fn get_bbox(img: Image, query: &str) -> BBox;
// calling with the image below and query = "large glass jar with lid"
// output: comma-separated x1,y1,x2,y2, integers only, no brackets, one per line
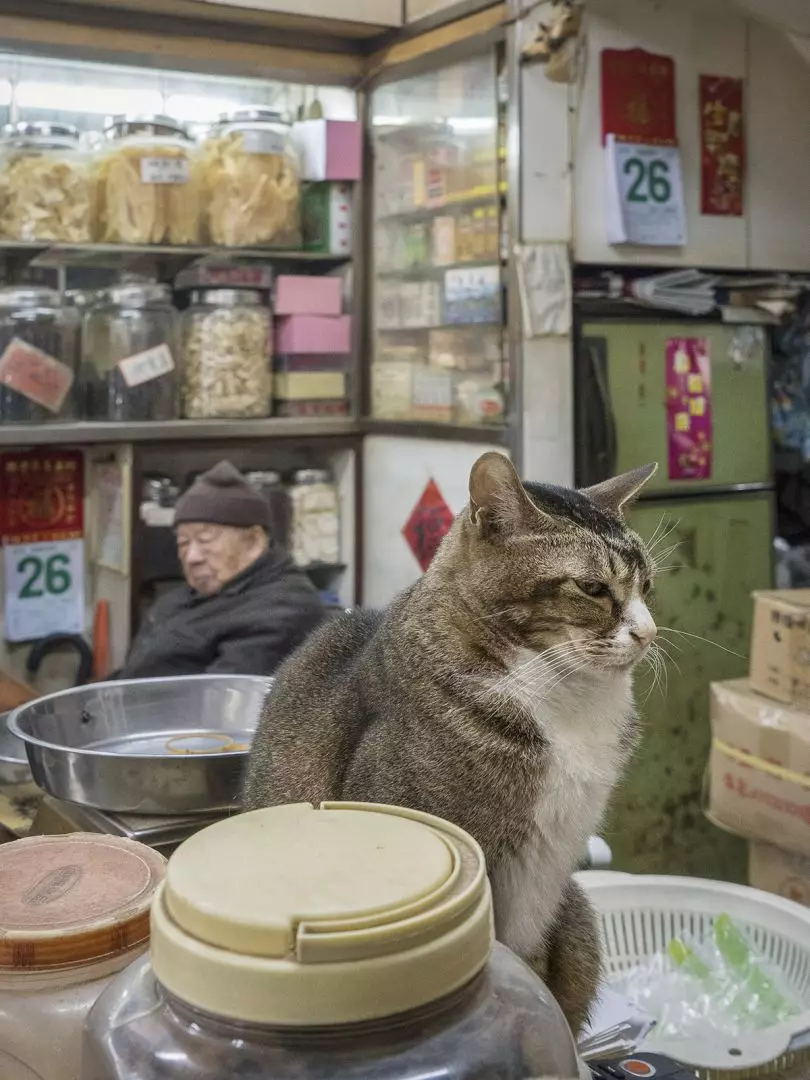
0,122,93,243
96,115,201,246
181,288,271,419
0,286,79,423
289,468,340,567
82,283,179,422
84,803,581,1080
201,108,300,248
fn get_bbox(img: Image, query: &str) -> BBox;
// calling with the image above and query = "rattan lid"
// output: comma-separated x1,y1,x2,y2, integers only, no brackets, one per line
0,833,166,970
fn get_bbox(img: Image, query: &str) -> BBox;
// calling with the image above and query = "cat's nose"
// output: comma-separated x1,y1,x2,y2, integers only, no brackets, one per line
630,620,657,647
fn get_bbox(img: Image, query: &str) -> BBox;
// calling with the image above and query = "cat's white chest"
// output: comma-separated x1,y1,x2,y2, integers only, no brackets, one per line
489,649,634,957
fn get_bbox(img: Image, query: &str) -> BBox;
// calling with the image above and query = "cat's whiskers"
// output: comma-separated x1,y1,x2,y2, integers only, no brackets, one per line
658,626,746,661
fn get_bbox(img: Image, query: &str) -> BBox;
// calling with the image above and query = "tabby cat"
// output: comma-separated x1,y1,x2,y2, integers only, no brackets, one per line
244,452,658,1034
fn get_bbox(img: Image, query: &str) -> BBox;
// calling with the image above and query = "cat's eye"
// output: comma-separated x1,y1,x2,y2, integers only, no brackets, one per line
576,580,610,599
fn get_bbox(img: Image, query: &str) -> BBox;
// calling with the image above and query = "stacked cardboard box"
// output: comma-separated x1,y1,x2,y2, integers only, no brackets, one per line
708,590,810,905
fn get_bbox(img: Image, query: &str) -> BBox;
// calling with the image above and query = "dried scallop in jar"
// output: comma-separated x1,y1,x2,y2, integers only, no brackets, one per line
201,110,300,248
0,123,92,243
96,116,202,246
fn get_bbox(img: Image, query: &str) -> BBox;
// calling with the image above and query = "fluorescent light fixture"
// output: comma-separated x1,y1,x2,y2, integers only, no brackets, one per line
16,82,163,115
165,94,245,123
448,117,496,133
372,115,412,126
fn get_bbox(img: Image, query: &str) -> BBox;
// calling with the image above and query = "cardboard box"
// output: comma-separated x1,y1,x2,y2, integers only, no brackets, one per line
708,679,810,857
750,589,810,707
274,275,342,316
275,315,351,354
302,182,353,255
292,120,362,181
749,841,810,906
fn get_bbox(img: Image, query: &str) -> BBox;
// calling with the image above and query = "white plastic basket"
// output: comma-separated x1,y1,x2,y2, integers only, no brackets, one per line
577,873,810,1079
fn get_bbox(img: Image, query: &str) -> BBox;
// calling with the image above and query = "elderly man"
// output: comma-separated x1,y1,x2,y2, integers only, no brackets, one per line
119,461,324,679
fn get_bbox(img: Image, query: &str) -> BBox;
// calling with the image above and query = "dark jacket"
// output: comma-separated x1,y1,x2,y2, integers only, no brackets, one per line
120,548,325,680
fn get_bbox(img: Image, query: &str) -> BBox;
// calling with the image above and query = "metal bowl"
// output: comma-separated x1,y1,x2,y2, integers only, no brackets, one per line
0,711,33,786
8,675,271,815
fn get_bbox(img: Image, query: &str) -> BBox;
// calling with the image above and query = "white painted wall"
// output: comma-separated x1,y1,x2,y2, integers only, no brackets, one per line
362,436,506,606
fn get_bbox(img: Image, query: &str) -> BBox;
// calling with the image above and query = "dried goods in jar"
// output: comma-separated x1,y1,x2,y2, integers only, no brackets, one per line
0,287,79,423
0,122,92,243
96,116,201,246
182,289,271,418
201,110,300,248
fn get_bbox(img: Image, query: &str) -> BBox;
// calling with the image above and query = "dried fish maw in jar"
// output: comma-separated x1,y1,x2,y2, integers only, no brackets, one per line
96,115,201,246
0,122,92,243
202,108,301,249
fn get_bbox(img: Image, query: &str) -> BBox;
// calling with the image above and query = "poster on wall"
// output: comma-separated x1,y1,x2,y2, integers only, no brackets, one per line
666,338,713,481
0,449,85,642
700,74,744,216
601,48,685,247
402,479,454,572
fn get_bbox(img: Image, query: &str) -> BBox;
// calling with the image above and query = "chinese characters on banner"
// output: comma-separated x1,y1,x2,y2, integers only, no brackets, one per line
0,450,86,642
666,339,713,481
601,48,677,146
402,479,454,573
700,75,744,216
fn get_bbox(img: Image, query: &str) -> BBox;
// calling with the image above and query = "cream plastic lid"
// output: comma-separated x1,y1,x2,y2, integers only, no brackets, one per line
151,802,494,1026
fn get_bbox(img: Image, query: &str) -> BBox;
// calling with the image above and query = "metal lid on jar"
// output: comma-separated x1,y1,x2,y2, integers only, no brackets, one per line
151,802,493,1026
190,288,266,307
107,283,173,308
0,834,166,971
245,470,282,487
105,114,190,140
0,286,61,309
217,107,287,127
293,468,331,484
2,121,80,147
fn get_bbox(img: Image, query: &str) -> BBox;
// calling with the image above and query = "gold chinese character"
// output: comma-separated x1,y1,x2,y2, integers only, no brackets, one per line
687,374,704,394
689,396,706,417
674,412,690,432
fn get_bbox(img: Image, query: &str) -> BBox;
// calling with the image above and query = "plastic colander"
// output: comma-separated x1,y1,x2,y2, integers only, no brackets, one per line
577,873,810,1079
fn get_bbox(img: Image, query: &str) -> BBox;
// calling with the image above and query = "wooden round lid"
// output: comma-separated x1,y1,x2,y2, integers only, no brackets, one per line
0,833,166,970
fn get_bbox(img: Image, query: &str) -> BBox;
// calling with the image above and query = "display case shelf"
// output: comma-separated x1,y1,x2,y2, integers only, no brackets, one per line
377,259,502,279
375,190,503,225
0,417,360,447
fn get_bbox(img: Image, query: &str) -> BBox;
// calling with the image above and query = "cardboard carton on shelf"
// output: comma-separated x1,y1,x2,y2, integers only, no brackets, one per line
707,679,810,858
749,841,810,907
749,589,810,707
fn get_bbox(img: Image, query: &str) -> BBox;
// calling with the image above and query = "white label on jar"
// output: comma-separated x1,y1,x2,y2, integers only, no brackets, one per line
118,343,176,388
0,337,74,413
140,156,190,184
241,129,286,156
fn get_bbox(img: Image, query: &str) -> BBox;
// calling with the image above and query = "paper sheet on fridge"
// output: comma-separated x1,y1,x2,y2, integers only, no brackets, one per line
515,242,572,338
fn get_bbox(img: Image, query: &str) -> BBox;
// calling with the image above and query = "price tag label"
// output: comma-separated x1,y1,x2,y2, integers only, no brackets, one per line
241,129,286,155
118,343,175,388
0,337,75,413
140,156,190,184
605,136,687,246
4,538,85,642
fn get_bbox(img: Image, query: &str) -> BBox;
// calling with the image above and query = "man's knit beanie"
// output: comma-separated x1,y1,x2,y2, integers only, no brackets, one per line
173,461,271,529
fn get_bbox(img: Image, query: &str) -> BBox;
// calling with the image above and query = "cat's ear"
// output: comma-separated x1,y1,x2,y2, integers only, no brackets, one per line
581,463,658,515
469,453,546,539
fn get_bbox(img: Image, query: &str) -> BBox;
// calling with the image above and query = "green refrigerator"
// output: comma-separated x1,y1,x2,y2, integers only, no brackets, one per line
577,320,774,881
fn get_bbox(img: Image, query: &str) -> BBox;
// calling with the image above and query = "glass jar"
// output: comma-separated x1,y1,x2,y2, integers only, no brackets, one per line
0,833,165,1080
201,108,300,248
84,803,580,1080
96,115,201,246
181,288,271,419
0,286,79,423
82,283,179,421
245,469,291,547
289,467,340,567
0,122,93,243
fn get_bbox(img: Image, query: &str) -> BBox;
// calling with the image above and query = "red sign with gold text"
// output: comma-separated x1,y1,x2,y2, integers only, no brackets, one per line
402,479,454,573
700,74,744,216
601,48,677,146
0,450,84,543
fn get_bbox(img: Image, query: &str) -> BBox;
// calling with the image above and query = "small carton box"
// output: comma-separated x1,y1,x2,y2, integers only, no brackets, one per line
302,182,353,255
273,372,346,401
750,590,810,707
749,841,810,906
708,679,810,857
292,120,362,181
274,275,342,317
275,314,351,355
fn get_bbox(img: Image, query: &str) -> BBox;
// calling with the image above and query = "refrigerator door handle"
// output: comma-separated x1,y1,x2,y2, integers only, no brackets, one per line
588,342,618,478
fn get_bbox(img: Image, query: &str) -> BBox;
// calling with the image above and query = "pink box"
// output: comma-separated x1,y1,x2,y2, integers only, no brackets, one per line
274,275,342,316
292,120,362,181
275,315,352,355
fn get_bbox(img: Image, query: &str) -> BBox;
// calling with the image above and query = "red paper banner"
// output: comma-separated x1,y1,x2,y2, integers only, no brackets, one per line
666,338,712,481
601,48,677,146
402,479,454,572
0,449,84,543
700,74,744,216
